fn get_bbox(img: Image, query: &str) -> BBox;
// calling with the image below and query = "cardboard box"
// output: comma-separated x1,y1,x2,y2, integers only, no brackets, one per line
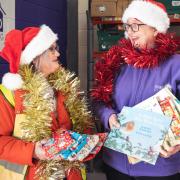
116,0,123,17
91,0,117,17
117,0,132,17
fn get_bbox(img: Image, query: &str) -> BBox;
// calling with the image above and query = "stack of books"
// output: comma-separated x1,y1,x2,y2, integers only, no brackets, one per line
104,87,180,165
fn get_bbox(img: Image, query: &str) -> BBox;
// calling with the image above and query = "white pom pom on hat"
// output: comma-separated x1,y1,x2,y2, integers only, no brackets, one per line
0,24,58,90
122,0,170,33
2,73,23,90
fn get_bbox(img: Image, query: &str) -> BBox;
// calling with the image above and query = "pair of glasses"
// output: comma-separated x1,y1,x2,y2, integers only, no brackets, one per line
48,45,60,54
123,23,145,32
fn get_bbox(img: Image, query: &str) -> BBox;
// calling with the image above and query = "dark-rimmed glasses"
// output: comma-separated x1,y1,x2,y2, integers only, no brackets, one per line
123,23,145,32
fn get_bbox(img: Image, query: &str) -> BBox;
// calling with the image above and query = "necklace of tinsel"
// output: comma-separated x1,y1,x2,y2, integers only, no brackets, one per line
91,33,179,106
19,64,93,180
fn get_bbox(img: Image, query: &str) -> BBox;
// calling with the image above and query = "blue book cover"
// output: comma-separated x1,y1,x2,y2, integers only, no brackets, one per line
104,106,172,165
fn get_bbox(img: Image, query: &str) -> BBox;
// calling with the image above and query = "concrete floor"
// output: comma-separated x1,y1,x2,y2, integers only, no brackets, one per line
87,173,107,180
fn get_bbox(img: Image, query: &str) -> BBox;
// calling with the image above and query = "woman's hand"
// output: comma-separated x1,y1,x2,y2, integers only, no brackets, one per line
160,144,180,158
109,114,120,129
33,139,49,160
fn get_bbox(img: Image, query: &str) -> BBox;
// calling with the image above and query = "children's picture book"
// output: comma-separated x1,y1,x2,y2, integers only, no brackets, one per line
104,106,171,165
155,88,180,144
127,95,164,164
134,95,164,114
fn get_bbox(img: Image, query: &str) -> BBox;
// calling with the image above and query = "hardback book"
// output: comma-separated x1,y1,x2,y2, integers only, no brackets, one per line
104,106,171,165
155,87,180,144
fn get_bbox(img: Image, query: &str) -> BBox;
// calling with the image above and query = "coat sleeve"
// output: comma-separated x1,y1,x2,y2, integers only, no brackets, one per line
93,101,117,131
0,93,35,166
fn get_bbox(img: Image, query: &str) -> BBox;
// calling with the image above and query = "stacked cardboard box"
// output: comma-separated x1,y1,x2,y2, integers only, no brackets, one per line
116,0,131,17
91,0,132,17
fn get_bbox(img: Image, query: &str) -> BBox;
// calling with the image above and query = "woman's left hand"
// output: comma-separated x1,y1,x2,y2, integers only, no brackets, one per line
160,144,180,158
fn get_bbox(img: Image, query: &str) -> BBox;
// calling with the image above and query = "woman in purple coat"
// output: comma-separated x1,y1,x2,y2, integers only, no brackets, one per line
92,0,180,180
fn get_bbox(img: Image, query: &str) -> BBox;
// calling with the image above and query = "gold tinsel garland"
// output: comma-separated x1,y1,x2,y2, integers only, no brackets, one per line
48,65,93,133
19,65,94,179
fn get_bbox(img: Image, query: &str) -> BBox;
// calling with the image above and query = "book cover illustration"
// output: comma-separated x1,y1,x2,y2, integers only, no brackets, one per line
104,106,171,165
155,88,180,143
135,95,164,114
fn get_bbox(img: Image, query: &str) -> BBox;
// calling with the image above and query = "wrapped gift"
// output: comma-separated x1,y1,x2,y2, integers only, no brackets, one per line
42,128,107,162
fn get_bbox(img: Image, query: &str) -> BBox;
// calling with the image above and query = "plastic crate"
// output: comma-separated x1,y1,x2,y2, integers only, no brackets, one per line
157,0,180,14
97,30,124,51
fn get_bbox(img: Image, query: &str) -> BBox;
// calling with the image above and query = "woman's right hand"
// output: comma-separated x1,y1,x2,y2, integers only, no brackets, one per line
108,114,120,130
33,139,49,160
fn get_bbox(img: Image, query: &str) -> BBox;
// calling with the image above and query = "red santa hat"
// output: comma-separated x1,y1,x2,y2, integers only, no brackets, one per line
122,0,170,33
0,24,58,90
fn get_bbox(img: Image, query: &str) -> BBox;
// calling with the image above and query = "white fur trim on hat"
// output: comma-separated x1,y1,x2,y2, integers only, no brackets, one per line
20,24,58,65
122,0,170,33
2,73,23,90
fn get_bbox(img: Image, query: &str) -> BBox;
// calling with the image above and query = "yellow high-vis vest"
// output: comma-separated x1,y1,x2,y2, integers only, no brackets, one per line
0,84,28,180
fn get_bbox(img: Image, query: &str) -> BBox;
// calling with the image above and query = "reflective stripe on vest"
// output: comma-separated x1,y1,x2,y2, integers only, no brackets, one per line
0,160,27,175
0,84,27,180
0,84,15,107
81,166,86,180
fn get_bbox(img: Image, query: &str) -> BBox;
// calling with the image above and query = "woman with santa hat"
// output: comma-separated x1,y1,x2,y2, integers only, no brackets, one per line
0,25,107,180
92,0,180,179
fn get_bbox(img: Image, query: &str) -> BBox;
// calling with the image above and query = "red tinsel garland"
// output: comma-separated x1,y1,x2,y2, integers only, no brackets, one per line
91,33,179,106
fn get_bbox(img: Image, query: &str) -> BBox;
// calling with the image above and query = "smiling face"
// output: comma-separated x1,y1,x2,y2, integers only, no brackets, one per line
126,18,158,49
33,42,60,76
